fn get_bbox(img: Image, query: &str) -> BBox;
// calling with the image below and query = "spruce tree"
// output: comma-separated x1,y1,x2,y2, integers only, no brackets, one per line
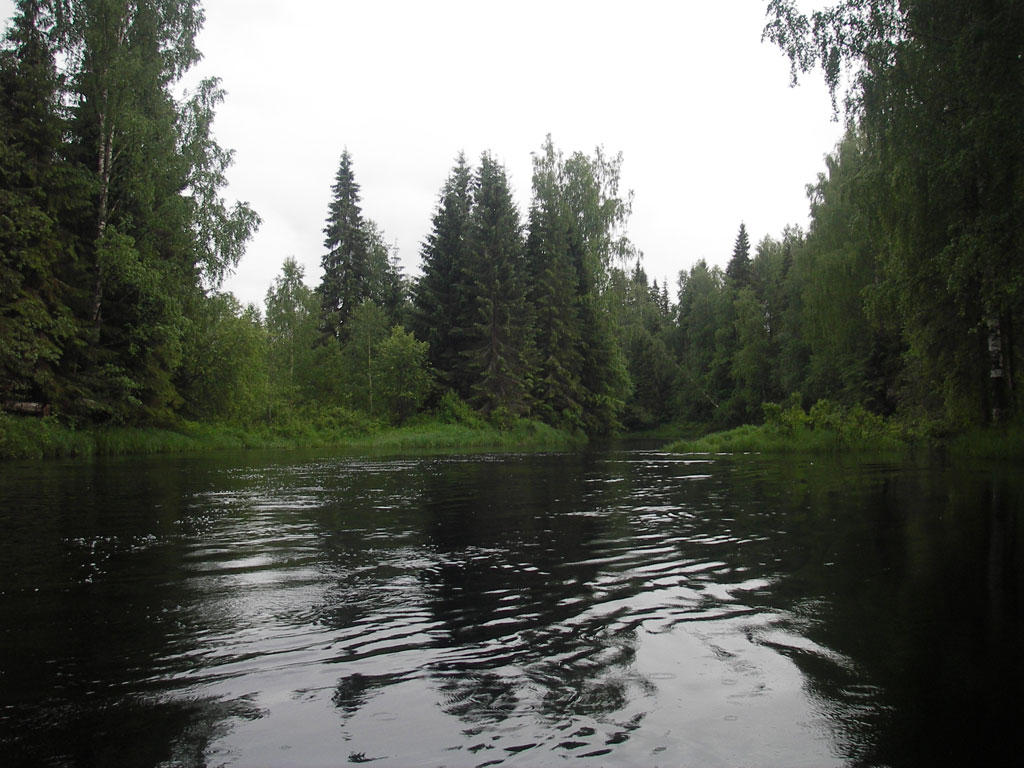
463,152,531,419
726,223,752,289
319,149,370,343
412,153,474,395
0,1,82,406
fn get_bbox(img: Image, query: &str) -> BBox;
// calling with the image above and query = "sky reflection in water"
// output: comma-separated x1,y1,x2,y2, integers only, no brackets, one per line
0,449,1020,767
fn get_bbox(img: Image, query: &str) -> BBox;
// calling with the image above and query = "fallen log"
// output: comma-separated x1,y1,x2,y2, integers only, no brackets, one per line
2,401,51,417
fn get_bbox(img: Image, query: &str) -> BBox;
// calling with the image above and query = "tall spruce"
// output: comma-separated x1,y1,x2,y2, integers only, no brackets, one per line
463,152,531,418
0,2,88,407
726,223,752,289
413,153,474,395
319,149,370,343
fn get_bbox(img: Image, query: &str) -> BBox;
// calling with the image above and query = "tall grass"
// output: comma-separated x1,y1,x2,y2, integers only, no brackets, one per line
946,424,1024,460
665,399,914,455
0,412,579,461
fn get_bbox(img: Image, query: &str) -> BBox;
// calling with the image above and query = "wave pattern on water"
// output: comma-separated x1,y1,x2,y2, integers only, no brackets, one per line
107,451,852,767
8,449,1018,767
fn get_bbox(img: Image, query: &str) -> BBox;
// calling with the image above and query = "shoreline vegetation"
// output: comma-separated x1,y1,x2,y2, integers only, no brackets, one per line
664,398,1024,461
5,396,1022,462
3,5,1021,461
0,411,582,462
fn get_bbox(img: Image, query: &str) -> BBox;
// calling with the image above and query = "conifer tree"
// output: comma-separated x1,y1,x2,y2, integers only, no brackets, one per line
463,152,531,419
726,223,752,289
0,1,84,405
319,149,371,343
413,153,474,395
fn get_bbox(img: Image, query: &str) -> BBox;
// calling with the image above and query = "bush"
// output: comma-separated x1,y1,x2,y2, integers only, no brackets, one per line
669,397,913,454
435,391,484,428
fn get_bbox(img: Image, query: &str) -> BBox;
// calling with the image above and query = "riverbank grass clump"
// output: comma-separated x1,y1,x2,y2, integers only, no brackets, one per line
665,398,913,455
0,408,580,461
946,423,1024,460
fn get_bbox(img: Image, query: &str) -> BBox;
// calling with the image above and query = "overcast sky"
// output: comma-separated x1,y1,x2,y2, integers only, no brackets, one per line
2,0,843,307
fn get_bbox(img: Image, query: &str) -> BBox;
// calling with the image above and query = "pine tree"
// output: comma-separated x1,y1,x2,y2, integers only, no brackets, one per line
319,149,370,343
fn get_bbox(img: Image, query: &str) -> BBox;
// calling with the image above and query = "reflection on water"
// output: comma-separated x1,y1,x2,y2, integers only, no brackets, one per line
0,449,1021,766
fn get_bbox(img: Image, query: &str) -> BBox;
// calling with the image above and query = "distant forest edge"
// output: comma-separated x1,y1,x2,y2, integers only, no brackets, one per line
1,1,1022,458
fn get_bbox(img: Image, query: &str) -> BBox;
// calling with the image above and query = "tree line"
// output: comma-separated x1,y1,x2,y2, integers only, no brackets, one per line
2,0,1020,436
1,0,258,423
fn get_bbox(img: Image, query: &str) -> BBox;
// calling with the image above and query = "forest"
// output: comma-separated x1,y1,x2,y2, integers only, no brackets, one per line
1,0,1021,448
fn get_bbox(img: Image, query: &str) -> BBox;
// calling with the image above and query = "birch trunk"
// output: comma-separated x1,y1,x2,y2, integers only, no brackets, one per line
987,315,1010,423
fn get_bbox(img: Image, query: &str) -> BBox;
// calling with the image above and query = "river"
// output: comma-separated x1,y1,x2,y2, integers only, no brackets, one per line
0,447,1020,767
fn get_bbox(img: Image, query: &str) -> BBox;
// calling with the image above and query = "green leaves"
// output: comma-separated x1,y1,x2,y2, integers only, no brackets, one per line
373,326,434,425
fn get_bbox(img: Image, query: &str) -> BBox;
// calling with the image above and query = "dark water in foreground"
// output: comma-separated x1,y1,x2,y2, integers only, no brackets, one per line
0,448,1021,767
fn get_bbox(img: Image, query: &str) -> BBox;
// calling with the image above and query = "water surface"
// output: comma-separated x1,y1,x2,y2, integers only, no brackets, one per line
1,448,1020,766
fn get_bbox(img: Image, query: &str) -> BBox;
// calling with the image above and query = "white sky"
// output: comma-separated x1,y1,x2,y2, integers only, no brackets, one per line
2,0,843,308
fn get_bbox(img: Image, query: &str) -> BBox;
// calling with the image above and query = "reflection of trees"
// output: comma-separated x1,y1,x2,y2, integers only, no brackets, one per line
741,460,1024,768
418,452,650,735
1,694,264,768
0,454,282,768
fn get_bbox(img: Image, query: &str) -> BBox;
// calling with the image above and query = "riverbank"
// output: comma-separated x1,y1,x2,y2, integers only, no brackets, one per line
0,413,582,461
663,399,1024,459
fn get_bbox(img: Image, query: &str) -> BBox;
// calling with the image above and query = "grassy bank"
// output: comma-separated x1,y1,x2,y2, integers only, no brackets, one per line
0,412,581,461
665,399,916,455
944,424,1024,460
665,398,1024,459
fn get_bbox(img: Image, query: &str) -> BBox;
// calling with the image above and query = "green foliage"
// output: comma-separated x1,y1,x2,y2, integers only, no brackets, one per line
0,0,258,426
318,149,371,343
673,260,728,423
464,152,531,418
947,424,1024,461
5,0,1019,448
0,3,85,407
0,409,579,461
339,299,390,414
372,326,434,424
316,152,405,348
764,0,1024,425
524,136,632,435
434,390,485,427
264,256,319,406
178,76,262,288
668,397,913,455
176,293,268,424
413,153,475,397
726,222,752,289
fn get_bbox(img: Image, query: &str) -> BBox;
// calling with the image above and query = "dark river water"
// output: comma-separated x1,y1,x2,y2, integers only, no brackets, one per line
0,447,1021,767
